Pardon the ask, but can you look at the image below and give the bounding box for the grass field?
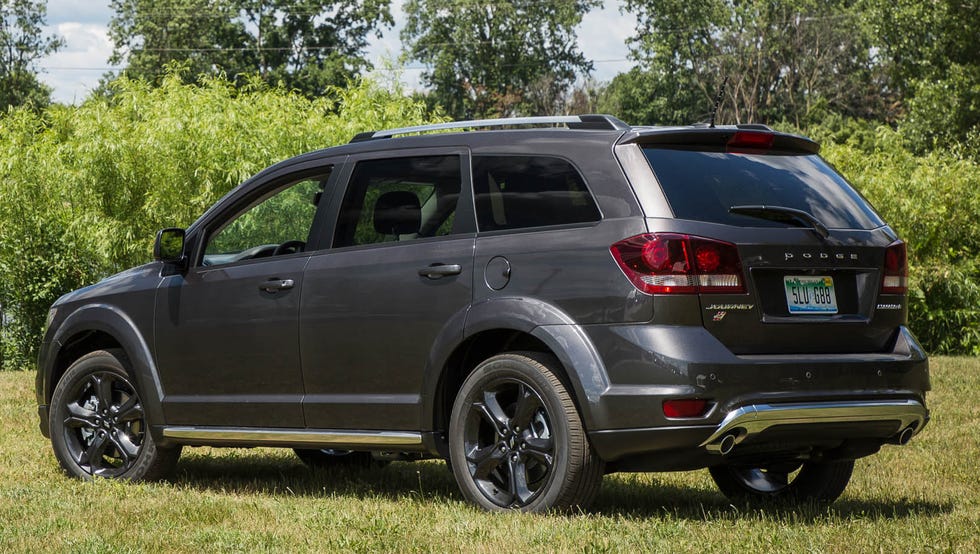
[1,357,977,553]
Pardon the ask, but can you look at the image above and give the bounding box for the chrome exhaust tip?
[706,433,738,455]
[890,425,916,446]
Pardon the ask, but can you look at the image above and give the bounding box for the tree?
[401,0,599,119]
[108,0,391,96]
[863,0,980,153]
[618,0,885,126]
[0,0,63,108]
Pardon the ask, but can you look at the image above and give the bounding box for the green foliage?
[0,0,63,108]
[108,0,392,96]
[0,71,434,369]
[814,124,980,354]
[401,0,599,118]
[620,0,884,126]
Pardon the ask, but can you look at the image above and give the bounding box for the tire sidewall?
[49,350,160,481]
[449,354,573,512]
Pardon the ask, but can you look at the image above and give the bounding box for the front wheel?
[49,349,181,481]
[709,459,854,504]
[448,352,603,512]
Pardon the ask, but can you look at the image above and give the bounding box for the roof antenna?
[709,76,727,129]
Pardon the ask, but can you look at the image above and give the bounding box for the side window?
[202,169,331,265]
[472,155,600,231]
[333,156,462,248]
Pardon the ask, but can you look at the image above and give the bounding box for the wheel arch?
[422,298,609,453]
[41,304,165,436]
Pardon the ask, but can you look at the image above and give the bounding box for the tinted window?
[203,170,331,265]
[333,156,461,248]
[642,148,884,230]
[473,156,600,231]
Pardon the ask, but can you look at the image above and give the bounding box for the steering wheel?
[272,240,305,256]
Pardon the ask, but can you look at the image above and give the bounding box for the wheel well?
[433,329,573,439]
[47,330,122,402]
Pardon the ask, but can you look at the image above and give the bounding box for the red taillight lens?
[663,399,709,418]
[611,233,745,294]
[727,131,774,151]
[882,240,908,294]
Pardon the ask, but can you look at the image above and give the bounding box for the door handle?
[418,264,462,279]
[259,278,295,292]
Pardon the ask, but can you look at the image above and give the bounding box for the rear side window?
[642,148,884,230]
[333,155,461,248]
[473,156,600,231]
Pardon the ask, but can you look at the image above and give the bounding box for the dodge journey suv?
[36,115,929,512]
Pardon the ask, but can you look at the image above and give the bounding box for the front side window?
[333,156,462,248]
[472,155,601,232]
[203,170,331,265]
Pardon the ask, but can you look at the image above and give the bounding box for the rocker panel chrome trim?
[162,427,424,448]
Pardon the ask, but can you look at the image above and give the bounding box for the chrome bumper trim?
[699,399,927,451]
[162,427,423,448]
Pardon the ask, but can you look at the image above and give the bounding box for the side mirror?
[154,227,186,263]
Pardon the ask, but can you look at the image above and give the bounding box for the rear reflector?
[727,130,774,151]
[882,240,908,294]
[663,399,709,418]
[611,233,745,294]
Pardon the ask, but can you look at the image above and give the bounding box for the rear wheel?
[448,352,603,512]
[709,459,854,504]
[49,349,181,481]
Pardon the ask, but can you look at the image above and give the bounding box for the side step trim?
[162,427,423,449]
[699,399,928,453]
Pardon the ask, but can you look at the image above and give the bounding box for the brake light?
[663,399,709,418]
[882,240,908,294]
[727,131,774,152]
[610,233,745,294]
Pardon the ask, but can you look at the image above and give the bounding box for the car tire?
[709,459,854,504]
[448,351,604,512]
[293,449,385,469]
[49,349,181,481]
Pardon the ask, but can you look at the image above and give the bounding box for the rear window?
[642,147,884,230]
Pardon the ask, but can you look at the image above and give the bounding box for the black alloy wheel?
[49,349,180,480]
[709,459,854,504]
[449,352,603,512]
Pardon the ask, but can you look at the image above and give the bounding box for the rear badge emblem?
[876,303,902,310]
[712,311,727,322]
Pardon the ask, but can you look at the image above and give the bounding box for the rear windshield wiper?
[729,205,830,239]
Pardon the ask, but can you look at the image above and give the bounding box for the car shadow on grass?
[171,450,952,522]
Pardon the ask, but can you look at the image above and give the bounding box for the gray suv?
[36,115,929,512]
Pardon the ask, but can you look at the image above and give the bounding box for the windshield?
[642,147,884,230]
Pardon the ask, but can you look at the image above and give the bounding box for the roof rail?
[349,114,630,143]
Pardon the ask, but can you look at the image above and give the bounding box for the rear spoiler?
[618,126,820,154]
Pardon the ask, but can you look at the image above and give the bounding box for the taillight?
[882,240,908,294]
[610,233,745,294]
[663,399,709,418]
[727,130,774,152]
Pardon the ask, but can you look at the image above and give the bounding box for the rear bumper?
[581,324,929,465]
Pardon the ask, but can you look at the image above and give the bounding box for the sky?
[38,0,638,105]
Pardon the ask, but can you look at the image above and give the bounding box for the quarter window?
[333,156,462,248]
[472,155,600,231]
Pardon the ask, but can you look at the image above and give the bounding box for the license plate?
[784,276,838,314]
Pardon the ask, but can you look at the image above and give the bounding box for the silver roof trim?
[351,114,630,142]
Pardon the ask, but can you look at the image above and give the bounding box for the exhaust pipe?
[706,433,738,455]
[889,425,916,446]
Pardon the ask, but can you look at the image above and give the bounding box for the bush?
[0,71,436,369]
[816,125,980,354]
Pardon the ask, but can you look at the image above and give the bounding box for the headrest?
[373,191,421,235]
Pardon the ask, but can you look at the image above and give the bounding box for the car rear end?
[591,126,929,474]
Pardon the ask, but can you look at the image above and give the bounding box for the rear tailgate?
[624,128,909,355]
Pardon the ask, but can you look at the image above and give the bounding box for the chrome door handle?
[259,278,295,292]
[418,264,462,279]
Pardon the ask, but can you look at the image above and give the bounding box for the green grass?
[2,358,977,553]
